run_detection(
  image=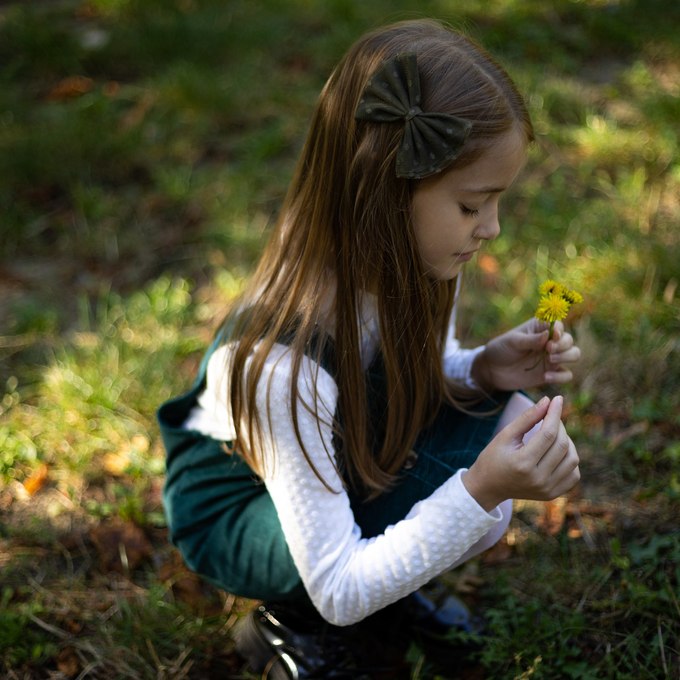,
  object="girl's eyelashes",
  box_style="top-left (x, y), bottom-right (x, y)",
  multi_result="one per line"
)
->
top-left (459, 204), bottom-right (480, 217)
